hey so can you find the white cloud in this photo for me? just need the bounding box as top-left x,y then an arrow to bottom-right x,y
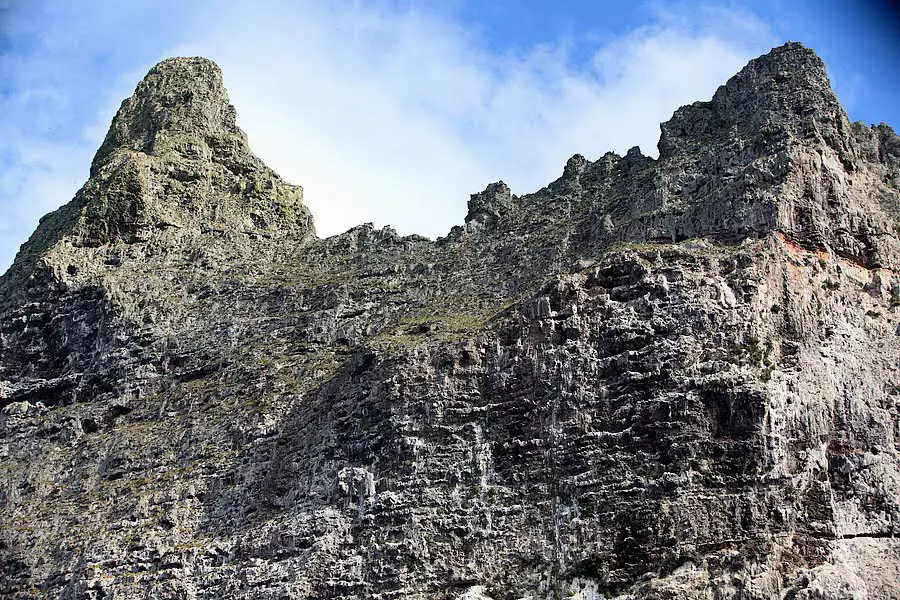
0,1 -> 776,273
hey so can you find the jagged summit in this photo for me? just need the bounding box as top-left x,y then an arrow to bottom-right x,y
456,42 -> 896,272
659,42 -> 843,160
6,41 -> 899,302
91,57 -> 245,173
2,42 -> 900,600
6,42 -> 896,282
1,56 -> 314,298
716,41 -> 833,113
79,54 -> 314,245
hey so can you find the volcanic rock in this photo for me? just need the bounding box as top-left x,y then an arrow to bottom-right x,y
1,42 -> 899,599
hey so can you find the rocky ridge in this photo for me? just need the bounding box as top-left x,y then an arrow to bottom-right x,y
1,42 -> 899,599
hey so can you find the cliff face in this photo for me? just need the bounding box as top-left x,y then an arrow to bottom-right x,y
1,42 -> 899,599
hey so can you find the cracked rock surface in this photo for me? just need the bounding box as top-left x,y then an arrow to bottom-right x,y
1,43 -> 899,599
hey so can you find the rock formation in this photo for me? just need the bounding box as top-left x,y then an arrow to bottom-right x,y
1,42 -> 898,599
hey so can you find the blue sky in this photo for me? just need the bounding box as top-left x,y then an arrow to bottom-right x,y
449,1 -> 900,125
1,1 -> 899,274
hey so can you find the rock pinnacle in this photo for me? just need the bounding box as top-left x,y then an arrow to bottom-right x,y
91,57 -> 245,172
2,56 -> 315,291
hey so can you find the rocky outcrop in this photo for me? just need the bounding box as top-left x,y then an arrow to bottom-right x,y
2,58 -> 313,308
1,42 -> 899,599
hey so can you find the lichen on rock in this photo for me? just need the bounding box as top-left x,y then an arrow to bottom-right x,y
1,42 -> 899,600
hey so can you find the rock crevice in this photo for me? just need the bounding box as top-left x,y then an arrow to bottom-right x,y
1,42 -> 899,600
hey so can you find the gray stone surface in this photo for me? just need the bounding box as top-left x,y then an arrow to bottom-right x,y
1,42 -> 898,599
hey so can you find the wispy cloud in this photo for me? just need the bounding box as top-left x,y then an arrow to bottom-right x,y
0,1 -> 775,273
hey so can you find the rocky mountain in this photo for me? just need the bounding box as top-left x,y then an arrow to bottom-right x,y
1,42 -> 899,599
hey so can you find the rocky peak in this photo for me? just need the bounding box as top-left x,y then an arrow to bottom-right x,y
3,43 -> 900,600
2,57 -> 314,295
713,41 -> 834,114
91,57 -> 245,172
658,42 -> 844,159
562,154 -> 588,179
464,181 -> 513,231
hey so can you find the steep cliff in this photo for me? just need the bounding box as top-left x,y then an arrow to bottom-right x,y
1,42 -> 899,599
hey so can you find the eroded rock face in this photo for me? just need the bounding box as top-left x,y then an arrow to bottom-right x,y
1,58 -> 313,309
1,42 -> 899,599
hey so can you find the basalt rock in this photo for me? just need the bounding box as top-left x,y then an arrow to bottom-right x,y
1,42 -> 899,599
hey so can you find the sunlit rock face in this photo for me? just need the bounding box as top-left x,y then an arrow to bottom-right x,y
1,42 -> 899,600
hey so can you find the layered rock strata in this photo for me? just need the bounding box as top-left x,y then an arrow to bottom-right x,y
1,43 -> 899,599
